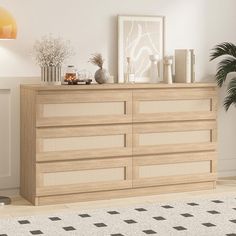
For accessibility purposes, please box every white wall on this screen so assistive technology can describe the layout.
[0,0,236,192]
[0,0,235,79]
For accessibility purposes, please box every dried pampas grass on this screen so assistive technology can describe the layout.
[89,53,104,69]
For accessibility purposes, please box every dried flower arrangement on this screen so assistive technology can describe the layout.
[89,53,105,69]
[32,35,74,67]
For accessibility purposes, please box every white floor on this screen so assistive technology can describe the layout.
[1,181,236,235]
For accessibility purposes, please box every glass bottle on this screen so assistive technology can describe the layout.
[64,65,78,85]
[125,57,135,83]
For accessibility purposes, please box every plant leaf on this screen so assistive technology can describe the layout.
[224,77,236,111]
[215,57,236,87]
[210,42,236,61]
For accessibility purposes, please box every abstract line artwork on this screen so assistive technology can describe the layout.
[118,16,164,83]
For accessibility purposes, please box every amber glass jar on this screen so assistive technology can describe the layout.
[64,65,78,85]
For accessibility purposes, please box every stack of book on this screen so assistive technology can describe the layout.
[175,49,195,83]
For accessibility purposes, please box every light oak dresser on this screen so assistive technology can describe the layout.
[20,83,218,205]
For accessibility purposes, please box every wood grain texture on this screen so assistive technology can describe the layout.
[37,115,132,127]
[37,91,132,104]
[133,121,217,155]
[133,152,217,188]
[36,158,132,196]
[133,121,216,133]
[138,161,211,178]
[37,181,215,206]
[133,88,217,123]
[36,90,132,127]
[20,87,37,204]
[133,112,216,123]
[36,148,133,162]
[36,124,132,162]
[133,152,217,166]
[133,88,216,100]
[20,83,218,205]
[133,173,217,188]
[21,83,217,91]
[133,143,217,156]
[36,124,132,138]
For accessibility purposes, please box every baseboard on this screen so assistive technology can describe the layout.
[36,181,215,206]
[218,170,236,178]
[0,188,19,197]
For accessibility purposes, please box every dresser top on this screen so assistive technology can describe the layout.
[21,83,217,91]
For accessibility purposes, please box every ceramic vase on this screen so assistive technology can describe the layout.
[164,58,173,84]
[95,68,110,84]
[149,54,160,83]
[41,66,61,85]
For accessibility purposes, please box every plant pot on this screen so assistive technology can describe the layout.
[41,66,62,85]
[94,68,110,84]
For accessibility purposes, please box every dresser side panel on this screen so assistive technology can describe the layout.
[20,87,37,204]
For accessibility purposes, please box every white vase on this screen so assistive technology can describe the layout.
[164,58,173,84]
[41,66,61,85]
[149,54,160,83]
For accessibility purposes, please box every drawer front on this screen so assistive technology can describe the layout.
[36,158,132,196]
[133,152,217,188]
[133,88,217,122]
[36,124,132,162]
[36,90,132,127]
[133,121,217,155]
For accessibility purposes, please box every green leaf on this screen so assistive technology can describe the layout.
[224,77,236,111]
[215,57,236,87]
[210,42,236,61]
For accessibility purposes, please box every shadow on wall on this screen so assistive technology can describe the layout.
[107,15,118,82]
[218,78,236,177]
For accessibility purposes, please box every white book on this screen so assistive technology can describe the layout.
[175,49,194,83]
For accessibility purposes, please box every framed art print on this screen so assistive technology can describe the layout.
[118,15,165,83]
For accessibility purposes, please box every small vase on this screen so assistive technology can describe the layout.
[94,68,110,84]
[41,66,62,85]
[149,54,160,83]
[164,58,173,84]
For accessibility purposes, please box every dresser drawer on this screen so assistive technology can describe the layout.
[133,121,217,156]
[21,84,218,205]
[36,124,132,162]
[36,158,132,196]
[36,90,132,127]
[133,88,217,122]
[133,152,217,188]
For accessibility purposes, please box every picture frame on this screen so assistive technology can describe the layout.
[118,15,165,83]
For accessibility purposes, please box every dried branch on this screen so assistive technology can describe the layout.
[89,53,104,69]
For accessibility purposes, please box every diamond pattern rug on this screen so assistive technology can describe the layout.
[1,194,236,235]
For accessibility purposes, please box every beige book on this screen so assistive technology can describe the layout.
[175,49,194,83]
[190,49,196,83]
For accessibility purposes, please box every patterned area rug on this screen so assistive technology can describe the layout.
[1,194,236,236]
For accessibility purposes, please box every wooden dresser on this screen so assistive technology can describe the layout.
[20,83,218,205]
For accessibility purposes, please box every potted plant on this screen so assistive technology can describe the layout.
[210,42,236,110]
[33,35,74,85]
